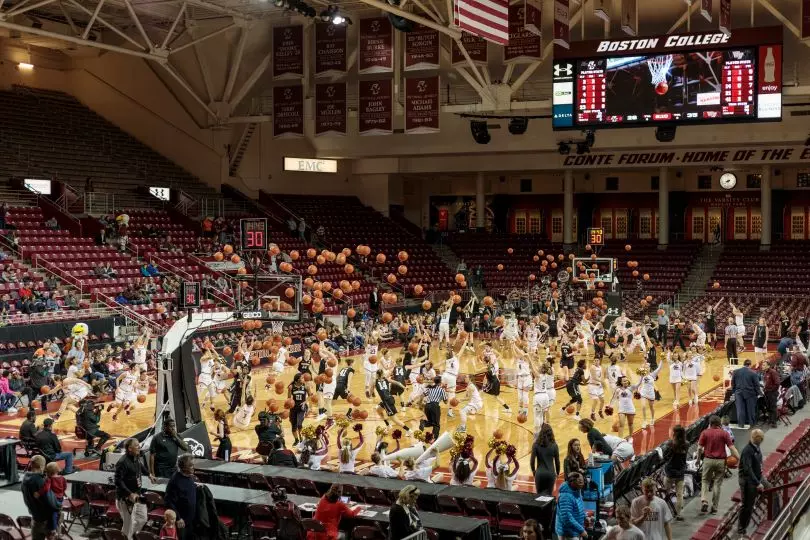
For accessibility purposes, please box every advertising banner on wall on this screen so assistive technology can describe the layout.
[553,0,570,49]
[273,85,304,138]
[405,76,440,134]
[404,24,440,71]
[315,83,347,137]
[315,23,347,77]
[359,17,394,74]
[451,33,488,66]
[505,1,542,63]
[358,79,393,136]
[620,0,637,36]
[273,25,304,79]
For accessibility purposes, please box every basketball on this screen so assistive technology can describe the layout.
[517,412,528,423]
[310,394,319,405]
[303,373,312,382]
[311,343,320,353]
[497,264,504,271]
[369,355,378,364]
[359,410,369,420]
[223,346,233,356]
[507,247,513,254]
[449,398,459,407]
[274,381,285,394]
[604,406,614,416]
[376,253,386,264]
[137,395,147,404]
[40,386,50,395]
[231,254,241,264]
[566,405,576,414]
[269,402,280,413]
[726,456,739,468]
[713,374,721,381]
[284,399,294,409]
[655,81,668,95]
[713,281,721,289]
[327,357,338,367]
[398,251,409,262]
[283,337,292,346]
[234,352,244,362]
[382,312,393,323]
[414,284,424,295]
[266,375,275,384]
[351,396,362,406]
[325,367,334,378]
[280,411,290,420]
[347,308,356,318]
[251,357,260,366]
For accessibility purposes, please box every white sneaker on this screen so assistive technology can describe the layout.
[7,407,17,415]
[447,410,455,418]
[315,413,326,421]
[641,421,648,429]
[574,415,581,421]
[673,401,679,408]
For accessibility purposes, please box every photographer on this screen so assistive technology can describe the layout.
[115,438,149,540]
[149,418,189,479]
[78,399,110,454]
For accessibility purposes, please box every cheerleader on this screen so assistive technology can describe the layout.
[611,376,640,440]
[682,352,700,407]
[436,299,453,346]
[233,395,256,429]
[450,448,479,486]
[668,348,683,407]
[132,327,150,370]
[300,427,330,471]
[197,347,220,412]
[211,409,232,461]
[288,373,309,445]
[513,343,533,418]
[606,352,625,391]
[587,357,606,420]
[561,360,588,420]
[107,364,140,421]
[559,336,575,381]
[402,453,437,482]
[730,301,746,351]
[337,425,364,473]
[485,449,520,491]
[751,316,769,363]
[529,360,553,429]
[362,338,380,399]
[459,382,484,431]
[637,362,663,429]
[439,350,460,417]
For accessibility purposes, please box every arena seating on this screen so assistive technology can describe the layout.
[274,195,457,297]
[678,294,764,338]
[707,241,810,295]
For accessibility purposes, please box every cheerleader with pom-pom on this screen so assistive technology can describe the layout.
[587,356,606,421]
[299,425,330,471]
[683,348,701,406]
[667,348,683,408]
[450,434,478,486]
[637,362,662,429]
[610,376,641,440]
[337,423,364,473]
[485,444,520,491]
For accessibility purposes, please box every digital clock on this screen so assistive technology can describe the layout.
[240,218,269,251]
[588,227,605,246]
[179,282,201,309]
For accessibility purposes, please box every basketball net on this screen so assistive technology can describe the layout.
[648,55,673,85]
[271,320,284,335]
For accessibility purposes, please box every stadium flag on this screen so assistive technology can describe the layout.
[593,0,610,22]
[719,0,731,36]
[553,0,570,49]
[404,24,440,71]
[314,23,347,77]
[620,0,637,36]
[272,26,304,80]
[451,33,488,66]
[525,0,542,37]
[404,76,440,134]
[358,79,393,136]
[700,0,712,23]
[803,0,810,40]
[273,85,304,138]
[359,17,394,74]
[315,83,346,137]
[452,0,509,45]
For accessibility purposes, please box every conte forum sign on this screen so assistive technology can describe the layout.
[560,146,810,169]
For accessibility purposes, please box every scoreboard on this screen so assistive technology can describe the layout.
[240,218,268,251]
[552,26,782,130]
[587,227,604,246]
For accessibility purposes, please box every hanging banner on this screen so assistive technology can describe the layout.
[451,33,488,66]
[803,0,810,40]
[404,24,440,71]
[525,0,542,37]
[505,2,542,63]
[700,0,712,22]
[273,25,304,80]
[359,17,394,74]
[273,85,304,138]
[719,0,731,36]
[553,0,570,49]
[621,0,637,36]
[314,23,347,77]
[405,76,440,135]
[315,83,347,137]
[358,79,393,136]
[593,0,610,22]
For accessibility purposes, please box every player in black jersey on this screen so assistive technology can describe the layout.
[561,360,588,419]
[374,370,405,417]
[334,358,355,401]
[391,357,407,407]
[779,311,791,339]
[298,348,314,375]
[288,373,309,444]
[799,315,809,349]
[593,324,608,360]
[559,338,574,381]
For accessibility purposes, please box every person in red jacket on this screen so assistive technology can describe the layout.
[308,484,361,540]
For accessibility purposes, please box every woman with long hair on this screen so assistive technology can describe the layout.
[668,348,683,408]
[450,449,479,486]
[486,450,519,491]
[300,428,330,471]
[664,425,689,520]
[610,376,640,440]
[388,486,423,540]
[288,373,309,444]
[563,438,586,479]
[211,409,232,462]
[530,424,560,496]
[308,484,361,540]
[337,425,364,473]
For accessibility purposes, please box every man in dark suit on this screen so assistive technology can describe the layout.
[738,429,770,537]
[369,286,380,314]
[731,359,762,429]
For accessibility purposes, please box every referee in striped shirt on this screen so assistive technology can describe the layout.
[420,376,447,439]
[725,316,739,365]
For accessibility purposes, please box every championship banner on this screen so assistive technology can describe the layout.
[620,0,637,36]
[719,0,731,36]
[700,0,712,23]
[315,23,347,77]
[359,17,394,74]
[451,33,488,66]
[405,76,440,135]
[315,83,347,137]
[404,24,440,71]
[803,0,810,40]
[525,0,542,37]
[273,85,304,138]
[504,1,542,63]
[553,0,570,49]
[593,0,610,22]
[273,25,303,80]
[358,79,393,136]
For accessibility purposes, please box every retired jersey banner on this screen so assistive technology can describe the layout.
[359,17,394,74]
[405,76,440,135]
[358,79,393,136]
[525,0,542,37]
[553,0,570,49]
[404,24,440,71]
[803,0,810,40]
[273,85,304,138]
[451,33,488,66]
[315,83,347,137]
[273,25,303,80]
[505,2,542,63]
[700,0,712,22]
[314,23,347,77]
[719,0,731,36]
[593,0,610,22]
[621,0,637,36]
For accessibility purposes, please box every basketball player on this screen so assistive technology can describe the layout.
[691,321,708,353]
[561,360,588,421]
[606,352,626,392]
[751,316,769,363]
[587,357,606,420]
[458,382,484,432]
[500,314,520,345]
[559,336,575,381]
[52,375,93,422]
[374,370,405,418]
[132,327,150,370]
[530,359,552,429]
[440,350,460,418]
[197,346,221,412]
[705,299,722,348]
[333,358,356,407]
[288,373,309,445]
[612,376,640,441]
[319,348,340,422]
[108,364,140,421]
[436,298,453,347]
[513,342,533,418]
[362,338,380,399]
[525,321,540,355]
[730,302,746,351]
[273,341,289,373]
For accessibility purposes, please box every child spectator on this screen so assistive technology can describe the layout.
[36,461,67,533]
[160,509,178,539]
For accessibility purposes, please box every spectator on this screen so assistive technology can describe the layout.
[165,454,197,540]
[159,235,176,251]
[631,477,672,540]
[605,506,644,540]
[78,400,111,452]
[202,217,214,238]
[287,217,297,235]
[738,429,770,537]
[308,483,361,540]
[315,224,325,242]
[38,462,67,534]
[520,520,543,540]
[44,292,59,312]
[578,418,612,455]
[149,418,190,479]
[64,290,79,310]
[22,455,50,540]
[563,438,586,479]
[297,218,306,240]
[367,452,399,478]
[44,217,58,230]
[555,472,586,540]
[268,438,298,467]
[35,418,76,473]
[731,358,761,429]
[115,438,148,540]
[388,486,423,540]
[10,369,35,408]
[19,409,38,443]
[664,425,688,520]
[530,423,560,496]
[0,203,6,230]
[44,275,59,291]
[140,264,151,278]
[762,359,781,428]
[0,370,17,412]
[697,415,739,514]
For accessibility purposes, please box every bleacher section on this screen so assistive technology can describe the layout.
[707,241,810,295]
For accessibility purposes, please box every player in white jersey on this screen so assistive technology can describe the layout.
[683,349,701,406]
[500,315,520,344]
[52,375,93,421]
[587,358,606,421]
[233,395,256,429]
[318,348,340,421]
[379,349,395,374]
[691,321,707,350]
[363,341,380,399]
[197,347,220,411]
[530,360,552,430]
[108,364,140,420]
[512,342,532,417]
[459,382,484,431]
[667,349,683,407]
[637,362,663,429]
[132,327,150,369]
[274,344,289,373]
[730,301,746,350]
[611,376,641,440]
[611,312,631,350]
[606,353,626,391]
[524,323,540,354]
[405,348,431,407]
[624,323,648,355]
[437,299,453,346]
[574,317,594,355]
[440,350,460,417]
[603,434,635,463]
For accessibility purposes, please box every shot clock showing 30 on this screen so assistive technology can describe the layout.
[240,218,269,252]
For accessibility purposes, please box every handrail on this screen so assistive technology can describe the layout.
[33,254,83,295]
[0,232,20,258]
[2,306,118,327]
[762,473,810,540]
[187,252,241,306]
[56,183,82,212]
[95,290,165,335]
[151,252,235,308]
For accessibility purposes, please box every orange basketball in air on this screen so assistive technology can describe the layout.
[517,412,528,424]
[137,395,147,404]
[40,386,50,395]
[713,374,721,382]
[266,375,275,385]
[566,405,576,414]
[351,396,362,406]
[612,422,620,433]
[369,355,378,365]
[274,381,285,394]
[493,429,504,439]
[284,399,294,410]
[223,346,233,356]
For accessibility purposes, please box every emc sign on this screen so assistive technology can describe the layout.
[283,157,338,173]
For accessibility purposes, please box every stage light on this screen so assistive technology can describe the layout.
[558,142,571,155]
[584,130,595,148]
[17,62,33,71]
[470,121,490,145]
[576,142,590,154]
[508,117,528,135]
[655,126,676,143]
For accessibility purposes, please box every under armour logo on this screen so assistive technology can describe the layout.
[416,80,427,92]
[554,63,573,77]
[326,85,335,97]
[370,83,381,95]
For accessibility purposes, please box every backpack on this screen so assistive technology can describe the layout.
[274,500,304,540]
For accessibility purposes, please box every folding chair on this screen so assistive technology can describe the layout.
[61,497,87,533]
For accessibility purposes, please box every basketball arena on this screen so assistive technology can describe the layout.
[0,0,807,539]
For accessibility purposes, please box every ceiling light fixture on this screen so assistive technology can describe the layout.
[470,121,490,145]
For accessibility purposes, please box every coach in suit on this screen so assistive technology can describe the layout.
[731,359,762,428]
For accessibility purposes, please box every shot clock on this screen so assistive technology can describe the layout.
[588,227,605,246]
[179,282,201,309]
[240,218,269,251]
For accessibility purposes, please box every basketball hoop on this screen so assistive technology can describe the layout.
[270,320,284,335]
[648,55,673,85]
